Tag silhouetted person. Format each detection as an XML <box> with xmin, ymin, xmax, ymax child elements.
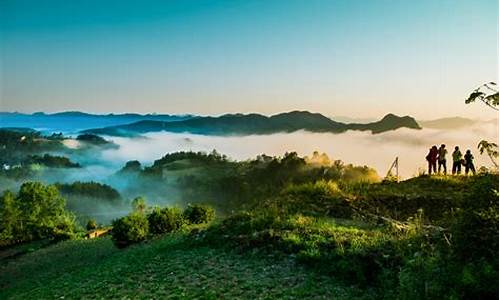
<box><xmin>437</xmin><ymin>144</ymin><xmax>447</xmax><ymax>174</ymax></box>
<box><xmin>426</xmin><ymin>145</ymin><xmax>438</xmax><ymax>174</ymax></box>
<box><xmin>464</xmin><ymin>150</ymin><xmax>476</xmax><ymax>175</ymax></box>
<box><xmin>452</xmin><ymin>146</ymin><xmax>462</xmax><ymax>175</ymax></box>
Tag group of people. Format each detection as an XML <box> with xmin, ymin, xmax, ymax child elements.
<box><xmin>425</xmin><ymin>144</ymin><xmax>476</xmax><ymax>175</ymax></box>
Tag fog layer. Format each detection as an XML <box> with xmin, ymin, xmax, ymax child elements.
<box><xmin>100</xmin><ymin>123</ymin><xmax>498</xmax><ymax>179</ymax></box>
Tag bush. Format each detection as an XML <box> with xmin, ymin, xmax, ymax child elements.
<box><xmin>148</xmin><ymin>207</ymin><xmax>184</xmax><ymax>234</ymax></box>
<box><xmin>183</xmin><ymin>204</ymin><xmax>215</xmax><ymax>224</ymax></box>
<box><xmin>86</xmin><ymin>219</ymin><xmax>97</xmax><ymax>231</ymax></box>
<box><xmin>111</xmin><ymin>212</ymin><xmax>149</xmax><ymax>248</ymax></box>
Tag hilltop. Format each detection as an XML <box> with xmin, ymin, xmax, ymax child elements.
<box><xmin>83</xmin><ymin>111</ymin><xmax>421</xmax><ymax>136</ymax></box>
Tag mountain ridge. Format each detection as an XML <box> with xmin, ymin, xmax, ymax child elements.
<box><xmin>82</xmin><ymin>111</ymin><xmax>421</xmax><ymax>136</ymax></box>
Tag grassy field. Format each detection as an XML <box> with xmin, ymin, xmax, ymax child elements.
<box><xmin>0</xmin><ymin>234</ymin><xmax>376</xmax><ymax>299</ymax></box>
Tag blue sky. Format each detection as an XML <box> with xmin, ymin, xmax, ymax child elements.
<box><xmin>0</xmin><ymin>0</ymin><xmax>498</xmax><ymax>119</ymax></box>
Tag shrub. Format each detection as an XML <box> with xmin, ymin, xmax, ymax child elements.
<box><xmin>148</xmin><ymin>207</ymin><xmax>184</xmax><ymax>234</ymax></box>
<box><xmin>86</xmin><ymin>219</ymin><xmax>97</xmax><ymax>231</ymax></box>
<box><xmin>183</xmin><ymin>204</ymin><xmax>215</xmax><ymax>224</ymax></box>
<box><xmin>111</xmin><ymin>212</ymin><xmax>149</xmax><ymax>248</ymax></box>
<box><xmin>132</xmin><ymin>197</ymin><xmax>147</xmax><ymax>214</ymax></box>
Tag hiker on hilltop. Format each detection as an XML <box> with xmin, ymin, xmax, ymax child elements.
<box><xmin>464</xmin><ymin>150</ymin><xmax>476</xmax><ymax>175</ymax></box>
<box><xmin>426</xmin><ymin>145</ymin><xmax>438</xmax><ymax>174</ymax></box>
<box><xmin>437</xmin><ymin>144</ymin><xmax>447</xmax><ymax>174</ymax></box>
<box><xmin>452</xmin><ymin>146</ymin><xmax>462</xmax><ymax>175</ymax></box>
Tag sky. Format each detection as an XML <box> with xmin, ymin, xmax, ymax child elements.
<box><xmin>0</xmin><ymin>0</ymin><xmax>498</xmax><ymax>119</ymax></box>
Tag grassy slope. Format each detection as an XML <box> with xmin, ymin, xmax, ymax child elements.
<box><xmin>1</xmin><ymin>175</ymin><xmax>495</xmax><ymax>299</ymax></box>
<box><xmin>0</xmin><ymin>234</ymin><xmax>374</xmax><ymax>300</ymax></box>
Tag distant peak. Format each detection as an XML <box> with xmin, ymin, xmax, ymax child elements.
<box><xmin>381</xmin><ymin>113</ymin><xmax>399</xmax><ymax>120</ymax></box>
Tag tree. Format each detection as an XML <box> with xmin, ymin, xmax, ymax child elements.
<box><xmin>111</xmin><ymin>212</ymin><xmax>149</xmax><ymax>248</ymax></box>
<box><xmin>0</xmin><ymin>191</ymin><xmax>20</xmax><ymax>242</ymax></box>
<box><xmin>86</xmin><ymin>219</ymin><xmax>98</xmax><ymax>231</ymax></box>
<box><xmin>132</xmin><ymin>197</ymin><xmax>147</xmax><ymax>214</ymax></box>
<box><xmin>16</xmin><ymin>182</ymin><xmax>76</xmax><ymax>241</ymax></box>
<box><xmin>0</xmin><ymin>182</ymin><xmax>77</xmax><ymax>245</ymax></box>
<box><xmin>119</xmin><ymin>160</ymin><xmax>142</xmax><ymax>173</ymax></box>
<box><xmin>466</xmin><ymin>82</ymin><xmax>499</xmax><ymax>169</ymax></box>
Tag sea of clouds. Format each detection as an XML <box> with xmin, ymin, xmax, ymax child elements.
<box><xmin>98</xmin><ymin>122</ymin><xmax>498</xmax><ymax>179</ymax></box>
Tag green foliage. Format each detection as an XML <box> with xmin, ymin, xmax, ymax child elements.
<box><xmin>111</xmin><ymin>212</ymin><xmax>149</xmax><ymax>248</ymax></box>
<box><xmin>277</xmin><ymin>180</ymin><xmax>352</xmax><ymax>218</ymax></box>
<box><xmin>0</xmin><ymin>165</ymin><xmax>34</xmax><ymax>180</ymax></box>
<box><xmin>396</xmin><ymin>174</ymin><xmax>499</xmax><ymax>299</ymax></box>
<box><xmin>0</xmin><ymin>190</ymin><xmax>20</xmax><ymax>242</ymax></box>
<box><xmin>0</xmin><ymin>182</ymin><xmax>77</xmax><ymax>246</ymax></box>
<box><xmin>352</xmin><ymin>175</ymin><xmax>470</xmax><ymax>225</ymax></box>
<box><xmin>76</xmin><ymin>133</ymin><xmax>109</xmax><ymax>145</ymax></box>
<box><xmin>190</xmin><ymin>174</ymin><xmax>498</xmax><ymax>298</ymax></box>
<box><xmin>147</xmin><ymin>207</ymin><xmax>185</xmax><ymax>234</ymax></box>
<box><xmin>183</xmin><ymin>204</ymin><xmax>215</xmax><ymax>224</ymax></box>
<box><xmin>1</xmin><ymin>146</ymin><xmax>498</xmax><ymax>299</ymax></box>
<box><xmin>151</xmin><ymin>151</ymin><xmax>379</xmax><ymax>213</ymax></box>
<box><xmin>452</xmin><ymin>175</ymin><xmax>498</xmax><ymax>256</ymax></box>
<box><xmin>25</xmin><ymin>154</ymin><xmax>81</xmax><ymax>168</ymax></box>
<box><xmin>0</xmin><ymin>236</ymin><xmax>370</xmax><ymax>299</ymax></box>
<box><xmin>198</xmin><ymin>211</ymin><xmax>400</xmax><ymax>286</ymax></box>
<box><xmin>55</xmin><ymin>181</ymin><xmax>121</xmax><ymax>201</ymax></box>
<box><xmin>131</xmin><ymin>196</ymin><xmax>147</xmax><ymax>213</ymax></box>
<box><xmin>86</xmin><ymin>219</ymin><xmax>97</xmax><ymax>231</ymax></box>
<box><xmin>143</xmin><ymin>150</ymin><xmax>229</xmax><ymax>176</ymax></box>
<box><xmin>118</xmin><ymin>160</ymin><xmax>142</xmax><ymax>173</ymax></box>
<box><xmin>0</xmin><ymin>129</ymin><xmax>64</xmax><ymax>165</ymax></box>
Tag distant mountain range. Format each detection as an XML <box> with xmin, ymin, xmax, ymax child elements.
<box><xmin>2</xmin><ymin>111</ymin><xmax>492</xmax><ymax>136</ymax></box>
<box><xmin>82</xmin><ymin>111</ymin><xmax>421</xmax><ymax>136</ymax></box>
<box><xmin>0</xmin><ymin>112</ymin><xmax>193</xmax><ymax>133</ymax></box>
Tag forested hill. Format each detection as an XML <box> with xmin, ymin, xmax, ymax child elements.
<box><xmin>83</xmin><ymin>111</ymin><xmax>421</xmax><ymax>136</ymax></box>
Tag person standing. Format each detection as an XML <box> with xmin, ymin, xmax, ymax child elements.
<box><xmin>464</xmin><ymin>150</ymin><xmax>476</xmax><ymax>175</ymax></box>
<box><xmin>452</xmin><ymin>146</ymin><xmax>462</xmax><ymax>175</ymax></box>
<box><xmin>437</xmin><ymin>144</ymin><xmax>447</xmax><ymax>174</ymax></box>
<box><xmin>426</xmin><ymin>145</ymin><xmax>438</xmax><ymax>174</ymax></box>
